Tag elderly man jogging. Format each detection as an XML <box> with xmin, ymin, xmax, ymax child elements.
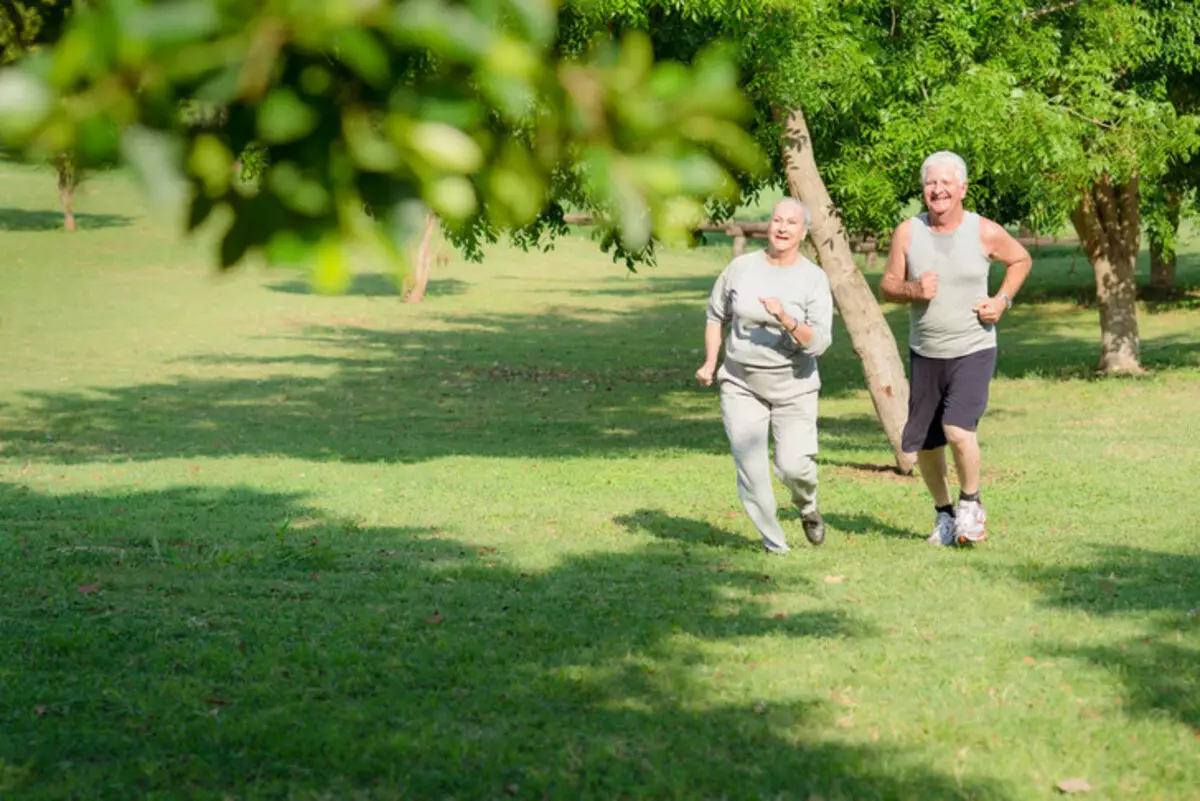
<box><xmin>880</xmin><ymin>152</ymin><xmax>1032</xmax><ymax>546</ymax></box>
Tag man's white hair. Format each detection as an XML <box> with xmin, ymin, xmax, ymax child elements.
<box><xmin>773</xmin><ymin>196</ymin><xmax>812</xmax><ymax>228</ymax></box>
<box><xmin>921</xmin><ymin>151</ymin><xmax>968</xmax><ymax>184</ymax></box>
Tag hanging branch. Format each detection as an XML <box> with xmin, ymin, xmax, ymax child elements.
<box><xmin>1024</xmin><ymin>0</ymin><xmax>1086</xmax><ymax>21</ymax></box>
<box><xmin>1055</xmin><ymin>104</ymin><xmax>1114</xmax><ymax>130</ymax></box>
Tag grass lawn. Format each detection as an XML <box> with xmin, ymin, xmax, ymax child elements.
<box><xmin>2</xmin><ymin>162</ymin><xmax>1199</xmax><ymax>800</ymax></box>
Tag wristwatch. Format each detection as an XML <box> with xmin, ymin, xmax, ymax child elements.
<box><xmin>999</xmin><ymin>292</ymin><xmax>1012</xmax><ymax>309</ymax></box>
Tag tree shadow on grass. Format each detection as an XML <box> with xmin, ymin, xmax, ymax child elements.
<box><xmin>0</xmin><ymin>298</ymin><xmax>899</xmax><ymax>466</ymax></box>
<box><xmin>0</xmin><ymin>207</ymin><xmax>134</xmax><ymax>231</ymax></box>
<box><xmin>3</xmin><ymin>257</ymin><xmax>1195</xmax><ymax>467</ymax></box>
<box><xmin>614</xmin><ymin>508</ymin><xmax>756</xmax><ymax>552</ymax></box>
<box><xmin>823</xmin><ymin>512</ymin><xmax>918</xmax><ymax>541</ymax></box>
<box><xmin>0</xmin><ymin>482</ymin><xmax>1010</xmax><ymax>799</ymax></box>
<box><xmin>1001</xmin><ymin>247</ymin><xmax>1200</xmax><ymax>313</ymax></box>
<box><xmin>269</xmin><ymin>274</ymin><xmax>470</xmax><ymax>298</ymax></box>
<box><xmin>1012</xmin><ymin>544</ymin><xmax>1200</xmax><ymax>733</ymax></box>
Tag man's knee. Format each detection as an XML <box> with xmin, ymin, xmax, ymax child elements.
<box><xmin>942</xmin><ymin>424</ymin><xmax>977</xmax><ymax>449</ymax></box>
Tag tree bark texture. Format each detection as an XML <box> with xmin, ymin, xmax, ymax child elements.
<box><xmin>1148</xmin><ymin>189</ymin><xmax>1180</xmax><ymax>292</ymax></box>
<box><xmin>404</xmin><ymin>211</ymin><xmax>438</xmax><ymax>304</ymax></box>
<box><xmin>1069</xmin><ymin>173</ymin><xmax>1144</xmax><ymax>374</ymax></box>
<box><xmin>779</xmin><ymin>107</ymin><xmax>916</xmax><ymax>474</ymax></box>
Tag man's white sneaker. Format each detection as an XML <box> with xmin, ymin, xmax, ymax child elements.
<box><xmin>926</xmin><ymin>510</ymin><xmax>956</xmax><ymax>546</ymax></box>
<box><xmin>954</xmin><ymin>500</ymin><xmax>987</xmax><ymax>543</ymax></box>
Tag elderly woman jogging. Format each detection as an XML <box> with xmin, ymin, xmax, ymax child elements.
<box><xmin>696</xmin><ymin>198</ymin><xmax>834</xmax><ymax>554</ymax></box>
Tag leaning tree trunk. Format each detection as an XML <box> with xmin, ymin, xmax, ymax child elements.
<box><xmin>1148</xmin><ymin>188</ymin><xmax>1180</xmax><ymax>293</ymax></box>
<box><xmin>404</xmin><ymin>211</ymin><xmax>438</xmax><ymax>304</ymax></box>
<box><xmin>1069</xmin><ymin>173</ymin><xmax>1144</xmax><ymax>375</ymax></box>
<box><xmin>55</xmin><ymin>155</ymin><xmax>78</xmax><ymax>232</ymax></box>
<box><xmin>780</xmin><ymin>107</ymin><xmax>916</xmax><ymax>474</ymax></box>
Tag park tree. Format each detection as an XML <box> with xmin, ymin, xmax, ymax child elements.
<box><xmin>1145</xmin><ymin>153</ymin><xmax>1196</xmax><ymax>295</ymax></box>
<box><xmin>1</xmin><ymin>0</ymin><xmax>85</xmax><ymax>231</ymax></box>
<box><xmin>567</xmin><ymin>0</ymin><xmax>1198</xmax><ymax>466</ymax></box>
<box><xmin>827</xmin><ymin>0</ymin><xmax>1200</xmax><ymax>375</ymax></box>
<box><xmin>0</xmin><ymin>0</ymin><xmax>764</xmax><ymax>292</ymax></box>
<box><xmin>569</xmin><ymin>0</ymin><xmax>920</xmax><ymax>471</ymax></box>
<box><xmin>1143</xmin><ymin>3</ymin><xmax>1200</xmax><ymax>294</ymax></box>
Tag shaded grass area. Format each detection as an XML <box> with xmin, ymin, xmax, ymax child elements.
<box><xmin>1013</xmin><ymin>545</ymin><xmax>1200</xmax><ymax>735</ymax></box>
<box><xmin>1</xmin><ymin>482</ymin><xmax>1007</xmax><ymax>800</ymax></box>
<box><xmin>268</xmin><ymin>275</ymin><xmax>470</xmax><ymax>298</ymax></box>
<box><xmin>1</xmin><ymin>270</ymin><xmax>1196</xmax><ymax>467</ymax></box>
<box><xmin>0</xmin><ymin>208</ymin><xmax>134</xmax><ymax>232</ymax></box>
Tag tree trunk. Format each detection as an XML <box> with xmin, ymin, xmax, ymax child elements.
<box><xmin>779</xmin><ymin>107</ymin><xmax>916</xmax><ymax>474</ymax></box>
<box><xmin>1069</xmin><ymin>173</ymin><xmax>1144</xmax><ymax>375</ymax></box>
<box><xmin>56</xmin><ymin>156</ymin><xmax>77</xmax><ymax>232</ymax></box>
<box><xmin>1148</xmin><ymin>189</ymin><xmax>1180</xmax><ymax>292</ymax></box>
<box><xmin>404</xmin><ymin>211</ymin><xmax>438</xmax><ymax>304</ymax></box>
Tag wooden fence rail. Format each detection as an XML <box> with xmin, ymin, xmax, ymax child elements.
<box><xmin>561</xmin><ymin>213</ymin><xmax>1075</xmax><ymax>265</ymax></box>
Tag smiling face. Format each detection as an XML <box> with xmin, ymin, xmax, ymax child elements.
<box><xmin>767</xmin><ymin>200</ymin><xmax>807</xmax><ymax>254</ymax></box>
<box><xmin>923</xmin><ymin>163</ymin><xmax>967</xmax><ymax>217</ymax></box>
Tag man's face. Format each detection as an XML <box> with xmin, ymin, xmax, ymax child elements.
<box><xmin>767</xmin><ymin>202</ymin><xmax>806</xmax><ymax>250</ymax></box>
<box><xmin>923</xmin><ymin>163</ymin><xmax>967</xmax><ymax>216</ymax></box>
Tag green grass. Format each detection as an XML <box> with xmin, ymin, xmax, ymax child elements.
<box><xmin>2</xmin><ymin>161</ymin><xmax>1200</xmax><ymax>800</ymax></box>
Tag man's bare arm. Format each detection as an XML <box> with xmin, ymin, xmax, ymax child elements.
<box><xmin>879</xmin><ymin>220</ymin><xmax>935</xmax><ymax>303</ymax></box>
<box><xmin>980</xmin><ymin>218</ymin><xmax>1032</xmax><ymax>303</ymax></box>
<box><xmin>971</xmin><ymin>218</ymin><xmax>1033</xmax><ymax>324</ymax></box>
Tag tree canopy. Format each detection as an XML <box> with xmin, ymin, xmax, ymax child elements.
<box><xmin>0</xmin><ymin>0</ymin><xmax>765</xmax><ymax>286</ymax></box>
<box><xmin>569</xmin><ymin>0</ymin><xmax>1200</xmax><ymax>372</ymax></box>
<box><xmin>0</xmin><ymin>0</ymin><xmax>77</xmax><ymax>64</ymax></box>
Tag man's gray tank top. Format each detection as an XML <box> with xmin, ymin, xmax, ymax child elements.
<box><xmin>905</xmin><ymin>211</ymin><xmax>996</xmax><ymax>359</ymax></box>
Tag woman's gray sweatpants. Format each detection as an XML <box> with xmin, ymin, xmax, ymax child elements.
<box><xmin>718</xmin><ymin>360</ymin><xmax>819</xmax><ymax>553</ymax></box>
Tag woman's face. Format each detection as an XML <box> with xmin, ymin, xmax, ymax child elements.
<box><xmin>767</xmin><ymin>202</ymin><xmax>806</xmax><ymax>253</ymax></box>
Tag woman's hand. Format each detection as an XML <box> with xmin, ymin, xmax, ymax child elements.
<box><xmin>759</xmin><ymin>296</ymin><xmax>785</xmax><ymax>321</ymax></box>
<box><xmin>695</xmin><ymin>362</ymin><xmax>717</xmax><ymax>386</ymax></box>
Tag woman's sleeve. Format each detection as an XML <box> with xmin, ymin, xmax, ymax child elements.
<box><xmin>706</xmin><ymin>265</ymin><xmax>734</xmax><ymax>326</ymax></box>
<box><xmin>799</xmin><ymin>272</ymin><xmax>833</xmax><ymax>357</ymax></box>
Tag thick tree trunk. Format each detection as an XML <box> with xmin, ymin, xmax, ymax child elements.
<box><xmin>404</xmin><ymin>211</ymin><xmax>438</xmax><ymax>304</ymax></box>
<box><xmin>779</xmin><ymin>107</ymin><xmax>916</xmax><ymax>474</ymax></box>
<box><xmin>56</xmin><ymin>156</ymin><xmax>77</xmax><ymax>232</ymax></box>
<box><xmin>1148</xmin><ymin>189</ymin><xmax>1180</xmax><ymax>292</ymax></box>
<box><xmin>1069</xmin><ymin>173</ymin><xmax>1144</xmax><ymax>375</ymax></box>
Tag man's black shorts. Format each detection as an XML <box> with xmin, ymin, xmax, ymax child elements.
<box><xmin>901</xmin><ymin>347</ymin><xmax>997</xmax><ymax>453</ymax></box>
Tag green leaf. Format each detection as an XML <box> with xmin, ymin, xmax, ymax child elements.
<box><xmin>187</xmin><ymin>192</ymin><xmax>216</xmax><ymax>232</ymax></box>
<box><xmin>257</xmin><ymin>88</ymin><xmax>319</xmax><ymax>144</ymax></box>
<box><xmin>119</xmin><ymin>125</ymin><xmax>187</xmax><ymax>212</ymax></box>
<box><xmin>501</xmin><ymin>0</ymin><xmax>556</xmax><ymax>48</ymax></box>
<box><xmin>343</xmin><ymin>109</ymin><xmax>399</xmax><ymax>172</ymax></box>
<box><xmin>425</xmin><ymin>176</ymin><xmax>477</xmax><ymax>221</ymax></box>
<box><xmin>126</xmin><ymin>0</ymin><xmax>220</xmax><ymax>48</ymax></box>
<box><xmin>488</xmin><ymin>163</ymin><xmax>545</xmax><ymax>228</ymax></box>
<box><xmin>188</xmin><ymin>133</ymin><xmax>233</xmax><ymax>195</ymax></box>
<box><xmin>387</xmin><ymin>0</ymin><xmax>492</xmax><ymax>62</ymax></box>
<box><xmin>266</xmin><ymin>162</ymin><xmax>332</xmax><ymax>217</ymax></box>
<box><xmin>265</xmin><ymin>229</ymin><xmax>321</xmax><ymax>268</ymax></box>
<box><xmin>334</xmin><ymin>26</ymin><xmax>390</xmax><ymax>86</ymax></box>
<box><xmin>0</xmin><ymin>68</ymin><xmax>52</xmax><ymax>142</ymax></box>
<box><xmin>220</xmin><ymin>214</ymin><xmax>254</xmax><ymax>269</ymax></box>
<box><xmin>406</xmin><ymin>121</ymin><xmax>484</xmax><ymax>173</ymax></box>
<box><xmin>310</xmin><ymin>236</ymin><xmax>351</xmax><ymax>295</ymax></box>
